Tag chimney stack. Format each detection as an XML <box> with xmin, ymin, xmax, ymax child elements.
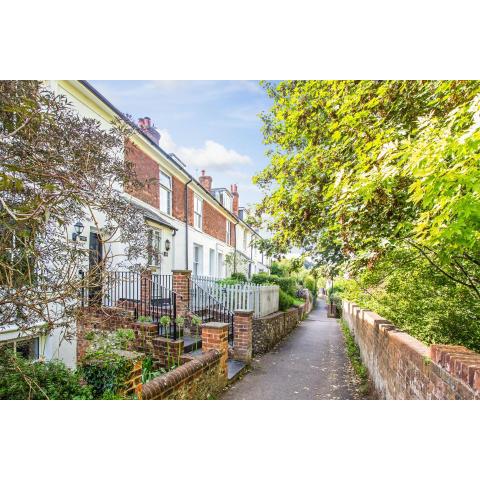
<box><xmin>231</xmin><ymin>184</ymin><xmax>239</xmax><ymax>216</ymax></box>
<box><xmin>199</xmin><ymin>169</ymin><xmax>212</xmax><ymax>192</ymax></box>
<box><xmin>137</xmin><ymin>117</ymin><xmax>161</xmax><ymax>145</ymax></box>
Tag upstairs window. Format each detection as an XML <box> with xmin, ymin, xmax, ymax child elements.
<box><xmin>226</xmin><ymin>220</ymin><xmax>231</xmax><ymax>245</ymax></box>
<box><xmin>194</xmin><ymin>195</ymin><xmax>203</xmax><ymax>230</ymax></box>
<box><xmin>159</xmin><ymin>171</ymin><xmax>172</xmax><ymax>215</ymax></box>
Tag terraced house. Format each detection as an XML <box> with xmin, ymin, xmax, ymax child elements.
<box><xmin>51</xmin><ymin>80</ymin><xmax>271</xmax><ymax>279</ymax></box>
<box><xmin>0</xmin><ymin>80</ymin><xmax>272</xmax><ymax>368</ymax></box>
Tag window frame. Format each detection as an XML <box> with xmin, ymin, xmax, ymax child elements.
<box><xmin>193</xmin><ymin>243</ymin><xmax>203</xmax><ymax>276</ymax></box>
<box><xmin>194</xmin><ymin>194</ymin><xmax>203</xmax><ymax>230</ymax></box>
<box><xmin>1</xmin><ymin>336</ymin><xmax>40</xmax><ymax>360</ymax></box>
<box><xmin>226</xmin><ymin>220</ymin><xmax>231</xmax><ymax>245</ymax></box>
<box><xmin>159</xmin><ymin>170</ymin><xmax>172</xmax><ymax>216</ymax></box>
<box><xmin>147</xmin><ymin>228</ymin><xmax>162</xmax><ymax>267</ymax></box>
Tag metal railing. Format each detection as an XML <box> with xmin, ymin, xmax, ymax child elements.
<box><xmin>81</xmin><ymin>271</ymin><xmax>179</xmax><ymax>339</ymax></box>
<box><xmin>189</xmin><ymin>278</ymin><xmax>234</xmax><ymax>344</ymax></box>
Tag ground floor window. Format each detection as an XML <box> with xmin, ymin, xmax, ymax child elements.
<box><xmin>193</xmin><ymin>244</ymin><xmax>203</xmax><ymax>276</ymax></box>
<box><xmin>148</xmin><ymin>228</ymin><xmax>162</xmax><ymax>267</ymax></box>
<box><xmin>0</xmin><ymin>337</ymin><xmax>39</xmax><ymax>360</ymax></box>
<box><xmin>217</xmin><ymin>252</ymin><xmax>224</xmax><ymax>278</ymax></box>
<box><xmin>209</xmin><ymin>248</ymin><xmax>215</xmax><ymax>276</ymax></box>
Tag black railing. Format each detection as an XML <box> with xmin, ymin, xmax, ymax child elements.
<box><xmin>81</xmin><ymin>271</ymin><xmax>179</xmax><ymax>340</ymax></box>
<box><xmin>189</xmin><ymin>278</ymin><xmax>234</xmax><ymax>345</ymax></box>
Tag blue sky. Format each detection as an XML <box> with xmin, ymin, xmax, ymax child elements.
<box><xmin>89</xmin><ymin>80</ymin><xmax>273</xmax><ymax>208</ymax></box>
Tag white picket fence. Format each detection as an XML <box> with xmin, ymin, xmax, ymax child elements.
<box><xmin>192</xmin><ymin>276</ymin><xmax>279</xmax><ymax>318</ymax></box>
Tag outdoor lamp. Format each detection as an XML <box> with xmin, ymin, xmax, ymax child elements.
<box><xmin>72</xmin><ymin>221</ymin><xmax>84</xmax><ymax>241</ymax></box>
<box><xmin>164</xmin><ymin>239</ymin><xmax>171</xmax><ymax>251</ymax></box>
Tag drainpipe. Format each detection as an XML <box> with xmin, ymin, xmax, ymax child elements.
<box><xmin>184</xmin><ymin>179</ymin><xmax>192</xmax><ymax>270</ymax></box>
<box><xmin>232</xmin><ymin>219</ymin><xmax>239</xmax><ymax>274</ymax></box>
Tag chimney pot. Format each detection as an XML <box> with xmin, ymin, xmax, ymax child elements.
<box><xmin>199</xmin><ymin>170</ymin><xmax>212</xmax><ymax>192</ymax></box>
<box><xmin>232</xmin><ymin>184</ymin><xmax>239</xmax><ymax>215</ymax></box>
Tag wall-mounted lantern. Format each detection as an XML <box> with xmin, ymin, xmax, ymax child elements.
<box><xmin>163</xmin><ymin>238</ymin><xmax>171</xmax><ymax>256</ymax></box>
<box><xmin>72</xmin><ymin>221</ymin><xmax>84</xmax><ymax>241</ymax></box>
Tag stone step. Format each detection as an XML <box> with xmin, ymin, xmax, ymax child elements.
<box><xmin>227</xmin><ymin>359</ymin><xmax>246</xmax><ymax>382</ymax></box>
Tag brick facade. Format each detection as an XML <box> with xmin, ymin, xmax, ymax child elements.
<box><xmin>202</xmin><ymin>200</ymin><xmax>228</xmax><ymax>244</ymax></box>
<box><xmin>342</xmin><ymin>300</ymin><xmax>480</xmax><ymax>399</ymax></box>
<box><xmin>125</xmin><ymin>141</ymin><xmax>159</xmax><ymax>209</ymax></box>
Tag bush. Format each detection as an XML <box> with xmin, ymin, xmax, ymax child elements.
<box><xmin>279</xmin><ymin>290</ymin><xmax>303</xmax><ymax>311</ymax></box>
<box><xmin>230</xmin><ymin>272</ymin><xmax>247</xmax><ymax>282</ymax></box>
<box><xmin>270</xmin><ymin>262</ymin><xmax>288</xmax><ymax>276</ymax></box>
<box><xmin>0</xmin><ymin>349</ymin><xmax>92</xmax><ymax>400</ymax></box>
<box><xmin>303</xmin><ymin>275</ymin><xmax>318</xmax><ymax>298</ymax></box>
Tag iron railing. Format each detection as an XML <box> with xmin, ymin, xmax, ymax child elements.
<box><xmin>81</xmin><ymin>271</ymin><xmax>179</xmax><ymax>339</ymax></box>
<box><xmin>189</xmin><ymin>278</ymin><xmax>234</xmax><ymax>344</ymax></box>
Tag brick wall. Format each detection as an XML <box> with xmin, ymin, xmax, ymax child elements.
<box><xmin>252</xmin><ymin>305</ymin><xmax>305</xmax><ymax>356</ymax></box>
<box><xmin>76</xmin><ymin>307</ymin><xmax>177</xmax><ymax>366</ymax></box>
<box><xmin>125</xmin><ymin>141</ymin><xmax>159</xmax><ymax>209</ymax></box>
<box><xmin>140</xmin><ymin>349</ymin><xmax>223</xmax><ymax>399</ymax></box>
<box><xmin>342</xmin><ymin>300</ymin><xmax>480</xmax><ymax>400</ymax></box>
<box><xmin>202</xmin><ymin>201</ymin><xmax>228</xmax><ymax>244</ymax></box>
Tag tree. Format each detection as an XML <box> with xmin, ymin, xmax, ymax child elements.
<box><xmin>0</xmin><ymin>81</ymin><xmax>147</xmax><ymax>339</ymax></box>
<box><xmin>254</xmin><ymin>81</ymin><xmax>480</xmax><ymax>296</ymax></box>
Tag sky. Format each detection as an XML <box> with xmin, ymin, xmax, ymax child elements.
<box><xmin>89</xmin><ymin>80</ymin><xmax>274</xmax><ymax>209</ymax></box>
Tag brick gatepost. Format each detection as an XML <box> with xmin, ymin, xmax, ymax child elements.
<box><xmin>172</xmin><ymin>270</ymin><xmax>191</xmax><ymax>318</ymax></box>
<box><xmin>202</xmin><ymin>322</ymin><xmax>229</xmax><ymax>382</ymax></box>
<box><xmin>233</xmin><ymin>310</ymin><xmax>253</xmax><ymax>364</ymax></box>
<box><xmin>140</xmin><ymin>269</ymin><xmax>152</xmax><ymax>306</ymax></box>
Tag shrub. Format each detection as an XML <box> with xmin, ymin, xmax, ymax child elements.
<box><xmin>270</xmin><ymin>262</ymin><xmax>288</xmax><ymax>276</ymax></box>
<box><xmin>79</xmin><ymin>329</ymin><xmax>137</xmax><ymax>398</ymax></box>
<box><xmin>279</xmin><ymin>290</ymin><xmax>303</xmax><ymax>311</ymax></box>
<box><xmin>0</xmin><ymin>349</ymin><xmax>92</xmax><ymax>400</ymax></box>
<box><xmin>303</xmin><ymin>275</ymin><xmax>318</xmax><ymax>298</ymax></box>
<box><xmin>230</xmin><ymin>272</ymin><xmax>247</xmax><ymax>282</ymax></box>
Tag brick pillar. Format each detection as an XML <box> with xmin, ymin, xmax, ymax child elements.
<box><xmin>233</xmin><ymin>310</ymin><xmax>253</xmax><ymax>364</ymax></box>
<box><xmin>202</xmin><ymin>322</ymin><xmax>229</xmax><ymax>382</ymax></box>
<box><xmin>153</xmin><ymin>337</ymin><xmax>184</xmax><ymax>367</ymax></box>
<box><xmin>172</xmin><ymin>270</ymin><xmax>191</xmax><ymax>318</ymax></box>
<box><xmin>140</xmin><ymin>270</ymin><xmax>152</xmax><ymax>305</ymax></box>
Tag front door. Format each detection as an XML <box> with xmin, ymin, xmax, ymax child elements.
<box><xmin>88</xmin><ymin>231</ymin><xmax>103</xmax><ymax>304</ymax></box>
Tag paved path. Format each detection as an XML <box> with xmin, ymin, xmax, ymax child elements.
<box><xmin>221</xmin><ymin>299</ymin><xmax>363</xmax><ymax>400</ymax></box>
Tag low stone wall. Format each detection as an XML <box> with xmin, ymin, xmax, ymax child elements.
<box><xmin>140</xmin><ymin>349</ymin><xmax>224</xmax><ymax>400</ymax></box>
<box><xmin>342</xmin><ymin>300</ymin><xmax>480</xmax><ymax>399</ymax></box>
<box><xmin>253</xmin><ymin>304</ymin><xmax>305</xmax><ymax>356</ymax></box>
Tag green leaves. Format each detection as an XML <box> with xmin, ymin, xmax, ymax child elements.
<box><xmin>255</xmin><ymin>80</ymin><xmax>480</xmax><ymax>289</ymax></box>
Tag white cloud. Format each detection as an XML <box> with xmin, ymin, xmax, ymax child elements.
<box><xmin>158</xmin><ymin>129</ymin><xmax>252</xmax><ymax>169</ymax></box>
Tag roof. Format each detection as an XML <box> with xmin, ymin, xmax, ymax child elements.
<box><xmin>130</xmin><ymin>201</ymin><xmax>177</xmax><ymax>231</ymax></box>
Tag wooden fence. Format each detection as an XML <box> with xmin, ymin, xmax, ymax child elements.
<box><xmin>192</xmin><ymin>276</ymin><xmax>279</xmax><ymax>318</ymax></box>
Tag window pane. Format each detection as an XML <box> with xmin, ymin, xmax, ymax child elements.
<box><xmin>160</xmin><ymin>171</ymin><xmax>171</xmax><ymax>189</ymax></box>
<box><xmin>16</xmin><ymin>338</ymin><xmax>39</xmax><ymax>360</ymax></box>
<box><xmin>160</xmin><ymin>187</ymin><xmax>171</xmax><ymax>215</ymax></box>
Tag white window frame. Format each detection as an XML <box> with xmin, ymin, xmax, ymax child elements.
<box><xmin>226</xmin><ymin>220</ymin><xmax>231</xmax><ymax>245</ymax></box>
<box><xmin>209</xmin><ymin>248</ymin><xmax>215</xmax><ymax>277</ymax></box>
<box><xmin>194</xmin><ymin>194</ymin><xmax>203</xmax><ymax>230</ymax></box>
<box><xmin>217</xmin><ymin>251</ymin><xmax>224</xmax><ymax>278</ymax></box>
<box><xmin>1</xmin><ymin>336</ymin><xmax>40</xmax><ymax>360</ymax></box>
<box><xmin>148</xmin><ymin>228</ymin><xmax>162</xmax><ymax>267</ymax></box>
<box><xmin>193</xmin><ymin>243</ymin><xmax>203</xmax><ymax>276</ymax></box>
<box><xmin>159</xmin><ymin>171</ymin><xmax>172</xmax><ymax>216</ymax></box>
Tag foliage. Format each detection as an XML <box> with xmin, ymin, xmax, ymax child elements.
<box><xmin>137</xmin><ymin>315</ymin><xmax>152</xmax><ymax>323</ymax></box>
<box><xmin>332</xmin><ymin>248</ymin><xmax>480</xmax><ymax>352</ymax></box>
<box><xmin>141</xmin><ymin>356</ymin><xmax>165</xmax><ymax>384</ymax></box>
<box><xmin>0</xmin><ymin>80</ymin><xmax>148</xmax><ymax>338</ymax></box>
<box><xmin>279</xmin><ymin>290</ymin><xmax>302</xmax><ymax>311</ymax></box>
<box><xmin>339</xmin><ymin>319</ymin><xmax>369</xmax><ymax>396</ymax></box>
<box><xmin>254</xmin><ymin>80</ymin><xmax>480</xmax><ymax>297</ymax></box>
<box><xmin>225</xmin><ymin>251</ymin><xmax>248</xmax><ymax>276</ymax></box>
<box><xmin>0</xmin><ymin>348</ymin><xmax>92</xmax><ymax>399</ymax></box>
<box><xmin>79</xmin><ymin>329</ymin><xmax>136</xmax><ymax>398</ymax></box>
<box><xmin>230</xmin><ymin>272</ymin><xmax>247</xmax><ymax>282</ymax></box>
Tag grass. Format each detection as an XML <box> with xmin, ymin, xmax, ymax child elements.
<box><xmin>338</xmin><ymin>318</ymin><xmax>370</xmax><ymax>397</ymax></box>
